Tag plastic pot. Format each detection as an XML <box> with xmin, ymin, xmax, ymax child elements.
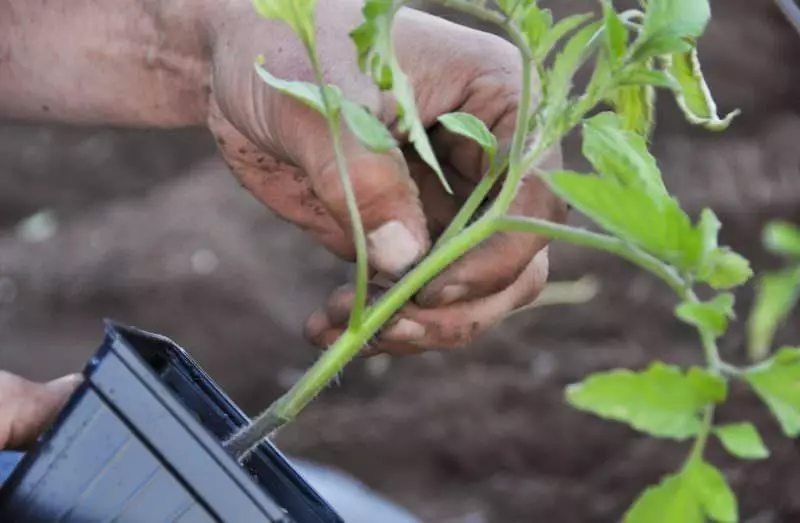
<box><xmin>0</xmin><ymin>322</ymin><xmax>343</xmax><ymax>523</ymax></box>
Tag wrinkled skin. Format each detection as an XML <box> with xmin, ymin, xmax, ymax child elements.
<box><xmin>0</xmin><ymin>0</ymin><xmax>565</xmax><ymax>448</ymax></box>
<box><xmin>208</xmin><ymin>0</ymin><xmax>566</xmax><ymax>355</ymax></box>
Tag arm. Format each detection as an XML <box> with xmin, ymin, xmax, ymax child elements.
<box><xmin>0</xmin><ymin>0</ymin><xmax>212</xmax><ymax>127</ymax></box>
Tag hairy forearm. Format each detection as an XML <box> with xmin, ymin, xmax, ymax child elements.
<box><xmin>0</xmin><ymin>0</ymin><xmax>216</xmax><ymax>127</ymax></box>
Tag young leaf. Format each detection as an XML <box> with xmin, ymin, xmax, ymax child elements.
<box><xmin>676</xmin><ymin>293</ymin><xmax>735</xmax><ymax>339</ymax></box>
<box><xmin>763</xmin><ymin>221</ymin><xmax>800</xmax><ymax>258</ymax></box>
<box><xmin>519</xmin><ymin>5</ymin><xmax>553</xmax><ymax>53</ymax></box>
<box><xmin>350</xmin><ymin>0</ymin><xmax>451</xmax><ymax>192</ymax></box>
<box><xmin>747</xmin><ymin>267</ymin><xmax>800</xmax><ymax>361</ymax></box>
<box><xmin>602</xmin><ymin>0</ymin><xmax>628</xmax><ymax>64</ymax></box>
<box><xmin>496</xmin><ymin>0</ymin><xmax>531</xmax><ymax>20</ymax></box>
<box><xmin>546</xmin><ymin>21</ymin><xmax>604</xmax><ymax>112</ymax></box>
<box><xmin>641</xmin><ymin>0</ymin><xmax>711</xmax><ymax>43</ymax></box>
<box><xmin>566</xmin><ymin>363</ymin><xmax>726</xmax><ymax>439</ymax></box>
<box><xmin>714</xmin><ymin>422</ymin><xmax>770</xmax><ymax>460</ymax></box>
<box><xmin>608</xmin><ymin>82</ymin><xmax>656</xmax><ymax>140</ymax></box>
<box><xmin>581</xmin><ymin>112</ymin><xmax>665</xmax><ymax>197</ymax></box>
<box><xmin>625</xmin><ymin>460</ymin><xmax>737</xmax><ymax>523</ymax></box>
<box><xmin>745</xmin><ymin>347</ymin><xmax>800</xmax><ymax>436</ymax></box>
<box><xmin>254</xmin><ymin>61</ymin><xmax>327</xmax><ymax>115</ymax></box>
<box><xmin>616</xmin><ymin>67</ymin><xmax>681</xmax><ymax>91</ymax></box>
<box><xmin>542</xmin><ymin>171</ymin><xmax>703</xmax><ymax>271</ymax></box>
<box><xmin>341</xmin><ymin>99</ymin><xmax>396</xmax><ymax>153</ymax></box>
<box><xmin>698</xmin><ymin>247</ymin><xmax>753</xmax><ymax>290</ymax></box>
<box><xmin>666</xmin><ymin>50</ymin><xmax>740</xmax><ymax>131</ymax></box>
<box><xmin>253</xmin><ymin>0</ymin><xmax>318</xmax><ymax>48</ymax></box>
<box><xmin>535</xmin><ymin>13</ymin><xmax>593</xmax><ymax>63</ymax></box>
<box><xmin>437</xmin><ymin>112</ymin><xmax>498</xmax><ymax>163</ymax></box>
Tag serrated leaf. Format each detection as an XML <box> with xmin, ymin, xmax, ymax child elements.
<box><xmin>748</xmin><ymin>267</ymin><xmax>800</xmax><ymax>361</ymax></box>
<box><xmin>350</xmin><ymin>0</ymin><xmax>450</xmax><ymax>192</ymax></box>
<box><xmin>666</xmin><ymin>50</ymin><xmax>740</xmax><ymax>131</ymax></box>
<box><xmin>253</xmin><ymin>0</ymin><xmax>318</xmax><ymax>47</ymax></box>
<box><xmin>341</xmin><ymin>99</ymin><xmax>396</xmax><ymax>152</ymax></box>
<box><xmin>698</xmin><ymin>247</ymin><xmax>753</xmax><ymax>290</ymax></box>
<box><xmin>566</xmin><ymin>363</ymin><xmax>726</xmax><ymax>439</ymax></box>
<box><xmin>535</xmin><ymin>13</ymin><xmax>593</xmax><ymax>63</ymax></box>
<box><xmin>546</xmin><ymin>20</ymin><xmax>603</xmax><ymax>112</ymax></box>
<box><xmin>764</xmin><ymin>221</ymin><xmax>800</xmax><ymax>258</ymax></box>
<box><xmin>254</xmin><ymin>62</ymin><xmax>327</xmax><ymax>115</ymax></box>
<box><xmin>542</xmin><ymin>171</ymin><xmax>703</xmax><ymax>270</ymax></box>
<box><xmin>582</xmin><ymin>112</ymin><xmax>665</xmax><ymax>196</ymax></box>
<box><xmin>676</xmin><ymin>294</ymin><xmax>735</xmax><ymax>339</ymax></box>
<box><xmin>625</xmin><ymin>460</ymin><xmax>737</xmax><ymax>523</ymax></box>
<box><xmin>745</xmin><ymin>347</ymin><xmax>800</xmax><ymax>436</ymax></box>
<box><xmin>714</xmin><ymin>423</ymin><xmax>770</xmax><ymax>460</ymax></box>
<box><xmin>437</xmin><ymin>112</ymin><xmax>498</xmax><ymax>162</ymax></box>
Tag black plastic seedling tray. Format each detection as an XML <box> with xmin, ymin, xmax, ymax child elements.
<box><xmin>0</xmin><ymin>322</ymin><xmax>343</xmax><ymax>523</ymax></box>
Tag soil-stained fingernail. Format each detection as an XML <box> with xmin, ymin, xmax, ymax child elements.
<box><xmin>367</xmin><ymin>221</ymin><xmax>422</xmax><ymax>277</ymax></box>
<box><xmin>438</xmin><ymin>284</ymin><xmax>469</xmax><ymax>306</ymax></box>
<box><xmin>382</xmin><ymin>319</ymin><xmax>426</xmax><ymax>342</ymax></box>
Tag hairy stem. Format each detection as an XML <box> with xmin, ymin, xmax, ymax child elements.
<box><xmin>496</xmin><ymin>216</ymin><xmax>685</xmax><ymax>294</ymax></box>
<box><xmin>225</xmin><ymin>218</ymin><xmax>496</xmax><ymax>458</ymax></box>
<box><xmin>310</xmin><ymin>52</ymin><xmax>369</xmax><ymax>329</ymax></box>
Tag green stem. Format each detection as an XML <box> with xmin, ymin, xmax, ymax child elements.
<box><xmin>495</xmin><ymin>216</ymin><xmax>685</xmax><ymax>294</ymax></box>
<box><xmin>309</xmin><ymin>51</ymin><xmax>368</xmax><ymax>329</ymax></box>
<box><xmin>433</xmin><ymin>152</ymin><xmax>505</xmax><ymax>250</ymax></box>
<box><xmin>685</xmin><ymin>406</ymin><xmax>714</xmax><ymax>468</ymax></box>
<box><xmin>225</xmin><ymin>218</ymin><xmax>496</xmax><ymax>459</ymax></box>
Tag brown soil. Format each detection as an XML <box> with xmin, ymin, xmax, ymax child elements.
<box><xmin>2</xmin><ymin>1</ymin><xmax>800</xmax><ymax>521</ymax></box>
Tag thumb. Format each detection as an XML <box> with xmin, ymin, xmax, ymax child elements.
<box><xmin>1</xmin><ymin>373</ymin><xmax>82</xmax><ymax>450</ymax></box>
<box><xmin>288</xmin><ymin>114</ymin><xmax>431</xmax><ymax>278</ymax></box>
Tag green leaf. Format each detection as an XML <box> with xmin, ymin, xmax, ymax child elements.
<box><xmin>519</xmin><ymin>5</ymin><xmax>553</xmax><ymax>53</ymax></box>
<box><xmin>616</xmin><ymin>67</ymin><xmax>681</xmax><ymax>91</ymax></box>
<box><xmin>748</xmin><ymin>267</ymin><xmax>800</xmax><ymax>361</ymax></box>
<box><xmin>566</xmin><ymin>363</ymin><xmax>726</xmax><ymax>439</ymax></box>
<box><xmin>542</xmin><ymin>171</ymin><xmax>703</xmax><ymax>270</ymax></box>
<box><xmin>764</xmin><ymin>221</ymin><xmax>800</xmax><ymax>258</ymax></box>
<box><xmin>666</xmin><ymin>50</ymin><xmax>740</xmax><ymax>131</ymax></box>
<box><xmin>676</xmin><ymin>293</ymin><xmax>735</xmax><ymax>339</ymax></box>
<box><xmin>582</xmin><ymin>112</ymin><xmax>665</xmax><ymax>197</ymax></box>
<box><xmin>350</xmin><ymin>0</ymin><xmax>450</xmax><ymax>192</ymax></box>
<box><xmin>642</xmin><ymin>0</ymin><xmax>711</xmax><ymax>42</ymax></box>
<box><xmin>535</xmin><ymin>13</ymin><xmax>593</xmax><ymax>63</ymax></box>
<box><xmin>608</xmin><ymin>82</ymin><xmax>656</xmax><ymax>139</ymax></box>
<box><xmin>625</xmin><ymin>460</ymin><xmax>737</xmax><ymax>523</ymax></box>
<box><xmin>437</xmin><ymin>112</ymin><xmax>498</xmax><ymax>162</ymax></box>
<box><xmin>698</xmin><ymin>247</ymin><xmax>753</xmax><ymax>290</ymax></box>
<box><xmin>602</xmin><ymin>0</ymin><xmax>628</xmax><ymax>64</ymax></box>
<box><xmin>254</xmin><ymin>61</ymin><xmax>327</xmax><ymax>115</ymax></box>
<box><xmin>714</xmin><ymin>422</ymin><xmax>770</xmax><ymax>460</ymax></box>
<box><xmin>496</xmin><ymin>0</ymin><xmax>531</xmax><ymax>20</ymax></box>
<box><xmin>340</xmin><ymin>99</ymin><xmax>396</xmax><ymax>153</ymax></box>
<box><xmin>632</xmin><ymin>35</ymin><xmax>693</xmax><ymax>62</ymax></box>
<box><xmin>745</xmin><ymin>347</ymin><xmax>800</xmax><ymax>436</ymax></box>
<box><xmin>546</xmin><ymin>21</ymin><xmax>603</xmax><ymax>111</ymax></box>
<box><xmin>253</xmin><ymin>0</ymin><xmax>318</xmax><ymax>48</ymax></box>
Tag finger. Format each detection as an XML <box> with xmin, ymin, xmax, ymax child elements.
<box><xmin>208</xmin><ymin>102</ymin><xmax>356</xmax><ymax>260</ymax></box>
<box><xmin>1</xmin><ymin>373</ymin><xmax>82</xmax><ymax>450</ymax></box>
<box><xmin>309</xmin><ymin>249</ymin><xmax>549</xmax><ymax>354</ymax></box>
<box><xmin>416</xmin><ymin>145</ymin><xmax>566</xmax><ymax>307</ymax></box>
<box><xmin>286</xmin><ymin>113</ymin><xmax>431</xmax><ymax>278</ymax></box>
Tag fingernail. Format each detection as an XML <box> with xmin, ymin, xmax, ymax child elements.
<box><xmin>438</xmin><ymin>284</ymin><xmax>469</xmax><ymax>306</ymax></box>
<box><xmin>383</xmin><ymin>319</ymin><xmax>426</xmax><ymax>342</ymax></box>
<box><xmin>367</xmin><ymin>221</ymin><xmax>422</xmax><ymax>277</ymax></box>
<box><xmin>47</xmin><ymin>373</ymin><xmax>82</xmax><ymax>391</ymax></box>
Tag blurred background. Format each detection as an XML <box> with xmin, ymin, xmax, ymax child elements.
<box><xmin>1</xmin><ymin>0</ymin><xmax>800</xmax><ymax>521</ymax></box>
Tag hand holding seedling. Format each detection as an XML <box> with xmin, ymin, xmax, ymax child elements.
<box><xmin>207</xmin><ymin>0</ymin><xmax>566</xmax><ymax>355</ymax></box>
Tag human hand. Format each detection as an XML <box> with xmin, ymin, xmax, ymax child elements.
<box><xmin>207</xmin><ymin>0</ymin><xmax>566</xmax><ymax>354</ymax></box>
<box><xmin>0</xmin><ymin>371</ymin><xmax>81</xmax><ymax>450</ymax></box>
